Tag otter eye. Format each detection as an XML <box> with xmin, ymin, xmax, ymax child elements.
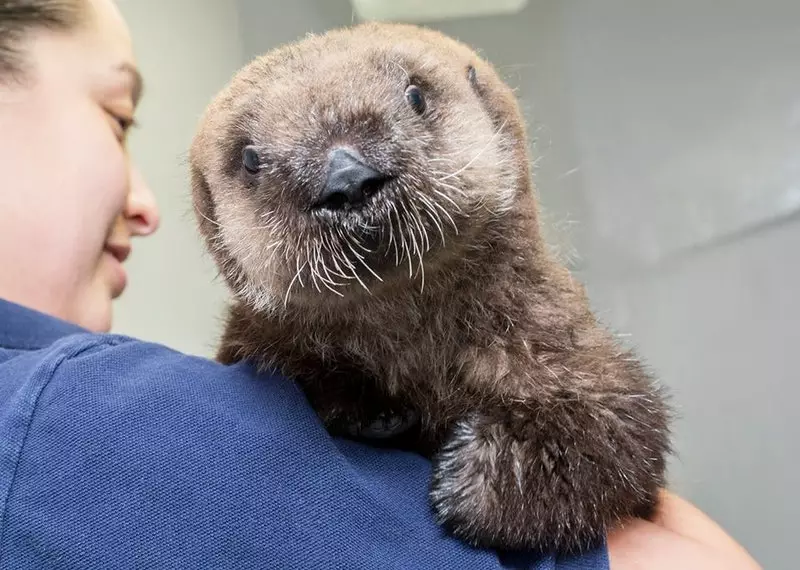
<box><xmin>405</xmin><ymin>85</ymin><xmax>426</xmax><ymax>114</ymax></box>
<box><xmin>242</xmin><ymin>145</ymin><xmax>261</xmax><ymax>174</ymax></box>
<box><xmin>467</xmin><ymin>65</ymin><xmax>477</xmax><ymax>87</ymax></box>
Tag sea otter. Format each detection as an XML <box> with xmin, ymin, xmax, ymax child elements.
<box><xmin>189</xmin><ymin>21</ymin><xmax>671</xmax><ymax>553</ymax></box>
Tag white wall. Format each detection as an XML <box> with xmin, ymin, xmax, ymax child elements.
<box><xmin>559</xmin><ymin>3</ymin><xmax>800</xmax><ymax>567</ymax></box>
<box><xmin>111</xmin><ymin>0</ymin><xmax>245</xmax><ymax>356</ymax></box>
<box><xmin>584</xmin><ymin>220</ymin><xmax>799</xmax><ymax>570</ymax></box>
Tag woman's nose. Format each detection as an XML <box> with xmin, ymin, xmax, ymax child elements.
<box><xmin>125</xmin><ymin>166</ymin><xmax>160</xmax><ymax>236</ymax></box>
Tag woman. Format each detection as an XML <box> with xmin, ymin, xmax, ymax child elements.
<box><xmin>0</xmin><ymin>0</ymin><xmax>761</xmax><ymax>568</ymax></box>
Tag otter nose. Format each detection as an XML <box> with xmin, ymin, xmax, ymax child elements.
<box><xmin>315</xmin><ymin>148</ymin><xmax>386</xmax><ymax>210</ymax></box>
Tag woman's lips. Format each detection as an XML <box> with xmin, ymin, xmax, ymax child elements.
<box><xmin>105</xmin><ymin>243</ymin><xmax>131</xmax><ymax>263</ymax></box>
<box><xmin>104</xmin><ymin>243</ymin><xmax>131</xmax><ymax>297</ymax></box>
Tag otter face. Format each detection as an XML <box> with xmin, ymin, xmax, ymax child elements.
<box><xmin>190</xmin><ymin>23</ymin><xmax>530</xmax><ymax>312</ymax></box>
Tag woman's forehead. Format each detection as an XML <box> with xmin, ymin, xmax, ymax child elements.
<box><xmin>78</xmin><ymin>0</ymin><xmax>140</xmax><ymax>102</ymax></box>
<box><xmin>83</xmin><ymin>0</ymin><xmax>136</xmax><ymax>68</ymax></box>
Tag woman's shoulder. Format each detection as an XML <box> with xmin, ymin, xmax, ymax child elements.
<box><xmin>0</xmin><ymin>321</ymin><xmax>262</xmax><ymax>417</ymax></box>
<box><xmin>0</xmin><ymin>301</ymin><xmax>611</xmax><ymax>569</ymax></box>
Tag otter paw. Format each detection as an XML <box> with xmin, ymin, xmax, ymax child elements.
<box><xmin>429</xmin><ymin>412</ymin><xmax>660</xmax><ymax>553</ymax></box>
<box><xmin>344</xmin><ymin>407</ymin><xmax>420</xmax><ymax>440</ymax></box>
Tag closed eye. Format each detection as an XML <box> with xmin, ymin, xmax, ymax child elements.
<box><xmin>108</xmin><ymin>111</ymin><xmax>137</xmax><ymax>139</ymax></box>
<box><xmin>116</xmin><ymin>115</ymin><xmax>137</xmax><ymax>132</ymax></box>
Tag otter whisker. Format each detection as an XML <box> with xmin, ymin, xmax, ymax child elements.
<box><xmin>342</xmin><ymin>248</ymin><xmax>371</xmax><ymax>292</ymax></box>
<box><xmin>431</xmin><ymin>189</ymin><xmax>462</xmax><ymax>213</ymax></box>
<box><xmin>306</xmin><ymin>242</ymin><xmax>324</xmax><ymax>293</ymax></box>
<box><xmin>334</xmin><ymin>225</ymin><xmax>351</xmax><ymax>264</ymax></box>
<box><xmin>416</xmin><ymin>193</ymin><xmax>446</xmax><ymax>245</ymax></box>
<box><xmin>395</xmin><ymin>201</ymin><xmax>412</xmax><ymax>273</ymax></box>
<box><xmin>316</xmin><ymin>243</ymin><xmax>348</xmax><ymax>290</ymax></box>
<box><xmin>409</xmin><ymin>200</ymin><xmax>428</xmax><ymax>292</ymax></box>
<box><xmin>402</xmin><ymin>215</ymin><xmax>414</xmax><ymax>275</ymax></box>
<box><xmin>319</xmin><ymin>276</ymin><xmax>345</xmax><ymax>297</ymax></box>
<box><xmin>193</xmin><ymin>203</ymin><xmax>224</xmax><ymax>228</ymax></box>
<box><xmin>343</xmin><ymin>234</ymin><xmax>384</xmax><ymax>284</ymax></box>
<box><xmin>434</xmin><ymin>179</ymin><xmax>468</xmax><ymax>199</ymax></box>
<box><xmin>193</xmin><ymin>203</ymin><xmax>275</xmax><ymax>231</ymax></box>
<box><xmin>408</xmin><ymin>196</ymin><xmax>431</xmax><ymax>253</ymax></box>
<box><xmin>295</xmin><ymin>252</ymin><xmax>306</xmax><ymax>289</ymax></box>
<box><xmin>403</xmin><ymin>170</ymin><xmax>424</xmax><ymax>188</ymax></box>
<box><xmin>324</xmin><ymin>232</ymin><xmax>356</xmax><ymax>281</ymax></box>
<box><xmin>339</xmin><ymin>228</ymin><xmax>360</xmax><ymax>281</ymax></box>
<box><xmin>418</xmin><ymin>250</ymin><xmax>426</xmax><ymax>293</ymax></box>
<box><xmin>431</xmin><ymin>198</ymin><xmax>458</xmax><ymax>234</ymax></box>
<box><xmin>351</xmin><ymin>227</ymin><xmax>375</xmax><ymax>254</ymax></box>
<box><xmin>327</xmin><ymin>253</ymin><xmax>353</xmax><ymax>281</ymax></box>
<box><xmin>388</xmin><ymin>59</ymin><xmax>411</xmax><ymax>84</ymax></box>
<box><xmin>437</xmin><ymin>118</ymin><xmax>508</xmax><ymax>182</ymax></box>
<box><xmin>398</xmin><ymin>197</ymin><xmax>421</xmax><ymax>278</ymax></box>
<box><xmin>433</xmin><ymin>142</ymin><xmax>492</xmax><ymax>158</ymax></box>
<box><xmin>281</xmin><ymin>237</ymin><xmax>291</xmax><ymax>265</ymax></box>
<box><xmin>388</xmin><ymin>201</ymin><xmax>404</xmax><ymax>266</ymax></box>
<box><xmin>313</xmin><ymin>240</ymin><xmax>346</xmax><ymax>297</ymax></box>
<box><xmin>329</xmin><ymin>257</ymin><xmax>354</xmax><ymax>282</ymax></box>
<box><xmin>386</xmin><ymin>204</ymin><xmax>397</xmax><ymax>259</ymax></box>
<box><xmin>291</xmin><ymin>235</ymin><xmax>305</xmax><ymax>285</ymax></box>
<box><xmin>283</xmin><ymin>260</ymin><xmax>307</xmax><ymax>308</ymax></box>
<box><xmin>387</xmin><ymin>201</ymin><xmax>400</xmax><ymax>265</ymax></box>
<box><xmin>335</xmin><ymin>226</ymin><xmax>370</xmax><ymax>290</ymax></box>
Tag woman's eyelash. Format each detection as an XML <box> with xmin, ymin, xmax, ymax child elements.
<box><xmin>118</xmin><ymin>116</ymin><xmax>138</xmax><ymax>131</ymax></box>
<box><xmin>108</xmin><ymin>110</ymin><xmax>137</xmax><ymax>133</ymax></box>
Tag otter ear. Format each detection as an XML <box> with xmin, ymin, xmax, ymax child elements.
<box><xmin>467</xmin><ymin>64</ymin><xmax>478</xmax><ymax>88</ymax></box>
<box><xmin>466</xmin><ymin>63</ymin><xmax>506</xmax><ymax>130</ymax></box>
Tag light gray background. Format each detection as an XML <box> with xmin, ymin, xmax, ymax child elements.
<box><xmin>115</xmin><ymin>1</ymin><xmax>798</xmax><ymax>567</ymax></box>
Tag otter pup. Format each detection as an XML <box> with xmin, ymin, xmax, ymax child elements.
<box><xmin>189</xmin><ymin>22</ymin><xmax>671</xmax><ymax>553</ymax></box>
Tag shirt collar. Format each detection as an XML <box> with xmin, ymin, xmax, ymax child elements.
<box><xmin>0</xmin><ymin>298</ymin><xmax>87</xmax><ymax>351</ymax></box>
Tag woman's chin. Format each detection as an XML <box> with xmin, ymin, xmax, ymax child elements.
<box><xmin>72</xmin><ymin>277</ymin><xmax>117</xmax><ymax>333</ymax></box>
<box><xmin>79</xmin><ymin>301</ymin><xmax>113</xmax><ymax>333</ymax></box>
<box><xmin>103</xmin><ymin>250</ymin><xmax>129</xmax><ymax>299</ymax></box>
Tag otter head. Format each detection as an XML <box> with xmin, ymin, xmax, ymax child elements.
<box><xmin>190</xmin><ymin>22</ymin><xmax>534</xmax><ymax>313</ymax></box>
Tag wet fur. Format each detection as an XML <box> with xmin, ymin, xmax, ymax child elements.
<box><xmin>189</xmin><ymin>22</ymin><xmax>672</xmax><ymax>553</ymax></box>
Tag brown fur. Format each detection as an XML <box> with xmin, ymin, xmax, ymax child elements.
<box><xmin>189</xmin><ymin>22</ymin><xmax>672</xmax><ymax>554</ymax></box>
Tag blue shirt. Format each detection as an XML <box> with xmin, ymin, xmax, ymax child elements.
<box><xmin>0</xmin><ymin>298</ymin><xmax>609</xmax><ymax>569</ymax></box>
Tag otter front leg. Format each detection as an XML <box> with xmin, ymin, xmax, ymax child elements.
<box><xmin>429</xmin><ymin>346</ymin><xmax>671</xmax><ymax>553</ymax></box>
<box><xmin>294</xmin><ymin>368</ymin><xmax>422</xmax><ymax>446</ymax></box>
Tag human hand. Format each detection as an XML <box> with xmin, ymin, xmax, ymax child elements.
<box><xmin>608</xmin><ymin>490</ymin><xmax>761</xmax><ymax>570</ymax></box>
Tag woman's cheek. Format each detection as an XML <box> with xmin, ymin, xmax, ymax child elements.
<box><xmin>79</xmin><ymin>126</ymin><xmax>131</xmax><ymax>237</ymax></box>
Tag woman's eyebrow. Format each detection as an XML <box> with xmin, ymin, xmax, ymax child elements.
<box><xmin>117</xmin><ymin>62</ymin><xmax>144</xmax><ymax>106</ymax></box>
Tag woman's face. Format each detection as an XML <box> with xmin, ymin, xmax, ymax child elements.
<box><xmin>0</xmin><ymin>0</ymin><xmax>159</xmax><ymax>332</ymax></box>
